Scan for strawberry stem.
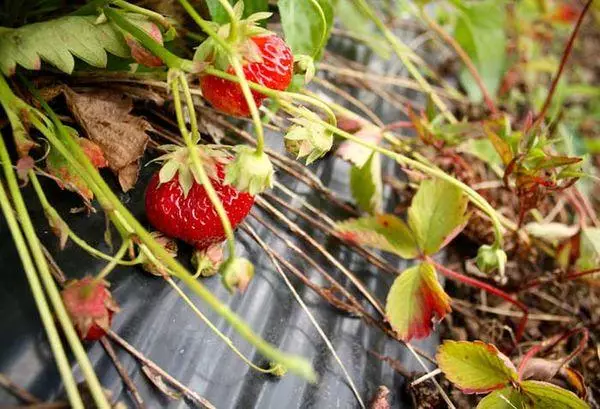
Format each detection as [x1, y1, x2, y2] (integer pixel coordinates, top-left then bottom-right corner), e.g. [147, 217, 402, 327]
[176, 0, 267, 155]
[103, 7, 194, 72]
[0, 135, 111, 409]
[0, 162, 85, 409]
[170, 71, 237, 259]
[95, 239, 131, 280]
[214, 0, 239, 42]
[15, 75, 315, 381]
[112, 0, 172, 30]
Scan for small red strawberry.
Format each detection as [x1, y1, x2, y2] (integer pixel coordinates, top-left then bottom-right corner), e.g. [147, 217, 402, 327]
[125, 22, 164, 67]
[200, 34, 293, 116]
[145, 153, 254, 249]
[550, 3, 581, 23]
[61, 276, 119, 341]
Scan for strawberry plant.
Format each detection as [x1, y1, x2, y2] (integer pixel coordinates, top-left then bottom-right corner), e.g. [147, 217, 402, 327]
[0, 0, 598, 408]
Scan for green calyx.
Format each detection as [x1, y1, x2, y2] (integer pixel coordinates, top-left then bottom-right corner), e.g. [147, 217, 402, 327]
[193, 2, 273, 71]
[476, 244, 508, 278]
[220, 256, 255, 293]
[225, 145, 274, 195]
[284, 108, 333, 165]
[152, 144, 228, 197]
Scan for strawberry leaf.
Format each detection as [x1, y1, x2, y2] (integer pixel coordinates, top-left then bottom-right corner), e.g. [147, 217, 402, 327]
[437, 340, 518, 394]
[335, 214, 419, 259]
[521, 380, 589, 409]
[336, 125, 383, 168]
[408, 178, 469, 255]
[0, 15, 131, 75]
[278, 0, 333, 60]
[385, 262, 451, 341]
[476, 387, 525, 409]
[350, 152, 382, 214]
[576, 227, 600, 280]
[335, 0, 391, 59]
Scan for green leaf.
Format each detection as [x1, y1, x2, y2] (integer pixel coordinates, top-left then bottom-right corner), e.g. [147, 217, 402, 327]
[386, 262, 451, 341]
[437, 340, 518, 394]
[454, 0, 506, 103]
[335, 0, 391, 59]
[278, 0, 333, 60]
[407, 178, 469, 255]
[350, 152, 382, 214]
[476, 387, 525, 409]
[459, 138, 503, 167]
[0, 15, 130, 75]
[521, 380, 589, 409]
[335, 214, 419, 259]
[576, 228, 600, 271]
[205, 0, 269, 24]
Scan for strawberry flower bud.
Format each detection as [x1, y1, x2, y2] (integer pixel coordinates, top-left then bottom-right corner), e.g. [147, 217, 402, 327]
[294, 54, 316, 84]
[220, 257, 254, 293]
[284, 109, 333, 165]
[225, 145, 274, 195]
[191, 244, 224, 278]
[476, 244, 507, 278]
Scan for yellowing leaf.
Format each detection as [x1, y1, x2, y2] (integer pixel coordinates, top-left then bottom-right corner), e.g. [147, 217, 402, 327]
[335, 214, 419, 259]
[0, 15, 130, 75]
[336, 125, 383, 168]
[521, 381, 589, 409]
[576, 228, 600, 271]
[350, 152, 382, 214]
[408, 178, 469, 255]
[385, 262, 451, 341]
[437, 340, 518, 394]
[476, 387, 525, 409]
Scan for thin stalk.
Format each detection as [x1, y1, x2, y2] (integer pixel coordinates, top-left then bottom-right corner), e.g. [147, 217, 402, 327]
[428, 258, 528, 342]
[19, 77, 315, 381]
[420, 11, 498, 116]
[0, 138, 110, 409]
[30, 173, 141, 266]
[214, 0, 239, 41]
[177, 0, 267, 154]
[103, 7, 194, 71]
[0, 178, 84, 409]
[165, 276, 278, 374]
[171, 73, 236, 259]
[112, 0, 171, 29]
[95, 239, 130, 280]
[352, 0, 458, 124]
[244, 225, 365, 409]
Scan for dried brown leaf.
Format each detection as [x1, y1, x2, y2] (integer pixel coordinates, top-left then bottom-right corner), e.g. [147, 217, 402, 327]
[369, 385, 390, 409]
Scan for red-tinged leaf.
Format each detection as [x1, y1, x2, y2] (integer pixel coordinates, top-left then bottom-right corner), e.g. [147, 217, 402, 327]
[437, 340, 518, 394]
[385, 262, 451, 341]
[79, 138, 108, 169]
[407, 105, 434, 145]
[47, 145, 93, 201]
[336, 115, 364, 133]
[550, 3, 581, 23]
[335, 214, 419, 259]
[336, 125, 383, 168]
[527, 155, 582, 171]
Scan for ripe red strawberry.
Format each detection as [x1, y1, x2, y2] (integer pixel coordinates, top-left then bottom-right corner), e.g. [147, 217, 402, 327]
[145, 162, 254, 249]
[200, 35, 294, 117]
[61, 277, 119, 341]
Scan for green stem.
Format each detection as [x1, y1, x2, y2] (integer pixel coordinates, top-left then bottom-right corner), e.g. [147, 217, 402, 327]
[214, 0, 239, 42]
[352, 0, 458, 124]
[29, 173, 141, 266]
[165, 276, 277, 374]
[177, 0, 266, 155]
[171, 73, 236, 259]
[16, 76, 315, 381]
[112, 0, 171, 29]
[103, 7, 194, 71]
[95, 239, 130, 280]
[0, 137, 111, 409]
[200, 68, 504, 247]
[0, 178, 84, 409]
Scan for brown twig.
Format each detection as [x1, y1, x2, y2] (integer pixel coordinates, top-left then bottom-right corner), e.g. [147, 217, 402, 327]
[533, 0, 594, 129]
[106, 331, 216, 409]
[0, 373, 41, 404]
[99, 337, 146, 409]
[421, 12, 499, 116]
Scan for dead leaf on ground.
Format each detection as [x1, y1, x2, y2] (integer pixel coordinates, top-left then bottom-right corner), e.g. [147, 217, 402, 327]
[45, 85, 150, 192]
[369, 385, 390, 409]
